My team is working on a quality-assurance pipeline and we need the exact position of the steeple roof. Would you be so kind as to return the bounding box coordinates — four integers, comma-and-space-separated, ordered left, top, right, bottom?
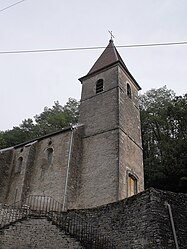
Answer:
88, 39, 128, 75
79, 39, 141, 90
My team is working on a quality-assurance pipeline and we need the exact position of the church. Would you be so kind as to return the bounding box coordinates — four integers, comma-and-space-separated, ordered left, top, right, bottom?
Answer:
0, 40, 186, 249
0, 39, 144, 210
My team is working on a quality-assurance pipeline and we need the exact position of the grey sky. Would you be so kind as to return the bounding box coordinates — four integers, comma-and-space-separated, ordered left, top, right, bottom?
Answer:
0, 0, 187, 131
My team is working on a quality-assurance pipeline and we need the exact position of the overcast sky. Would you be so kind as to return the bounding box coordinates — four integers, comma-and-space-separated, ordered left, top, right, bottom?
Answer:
0, 0, 187, 131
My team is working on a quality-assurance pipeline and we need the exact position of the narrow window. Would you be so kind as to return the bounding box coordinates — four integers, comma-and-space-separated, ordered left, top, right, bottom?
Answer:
96, 79, 104, 94
15, 157, 23, 173
127, 83, 132, 98
128, 174, 137, 197
47, 148, 53, 165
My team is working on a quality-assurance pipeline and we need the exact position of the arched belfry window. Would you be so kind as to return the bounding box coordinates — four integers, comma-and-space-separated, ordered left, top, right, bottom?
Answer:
128, 173, 137, 197
127, 83, 132, 99
47, 148, 53, 165
15, 157, 23, 173
96, 79, 104, 94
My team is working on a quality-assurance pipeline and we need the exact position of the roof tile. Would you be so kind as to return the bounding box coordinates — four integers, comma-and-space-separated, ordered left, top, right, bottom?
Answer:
88, 39, 127, 75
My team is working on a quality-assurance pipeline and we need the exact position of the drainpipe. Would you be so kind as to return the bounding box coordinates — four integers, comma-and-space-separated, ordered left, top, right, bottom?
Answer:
62, 126, 74, 211
14, 189, 18, 207
165, 202, 179, 249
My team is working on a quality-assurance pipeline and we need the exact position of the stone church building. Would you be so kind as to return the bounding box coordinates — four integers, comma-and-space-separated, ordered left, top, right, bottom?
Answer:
0, 40, 186, 249
0, 39, 144, 210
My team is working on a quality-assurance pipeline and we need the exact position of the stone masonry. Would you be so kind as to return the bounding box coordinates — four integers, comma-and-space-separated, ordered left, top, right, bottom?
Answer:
0, 39, 144, 210
0, 188, 186, 249
0, 126, 84, 210
78, 40, 144, 208
0, 217, 83, 249
67, 188, 187, 249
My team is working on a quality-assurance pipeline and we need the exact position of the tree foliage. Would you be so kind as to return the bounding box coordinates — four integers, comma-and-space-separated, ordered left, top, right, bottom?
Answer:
0, 98, 79, 149
140, 86, 187, 192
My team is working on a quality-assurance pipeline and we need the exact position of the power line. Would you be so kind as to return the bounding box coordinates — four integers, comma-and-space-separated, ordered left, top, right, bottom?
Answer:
0, 41, 187, 55
0, 0, 26, 13
117, 41, 187, 48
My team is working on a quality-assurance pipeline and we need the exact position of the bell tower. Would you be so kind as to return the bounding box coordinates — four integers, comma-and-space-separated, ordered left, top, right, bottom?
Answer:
77, 39, 144, 208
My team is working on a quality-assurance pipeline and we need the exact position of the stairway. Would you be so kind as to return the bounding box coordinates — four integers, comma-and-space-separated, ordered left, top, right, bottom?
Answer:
0, 196, 116, 249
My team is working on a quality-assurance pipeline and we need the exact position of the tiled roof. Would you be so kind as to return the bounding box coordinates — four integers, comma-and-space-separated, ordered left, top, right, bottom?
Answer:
88, 39, 128, 75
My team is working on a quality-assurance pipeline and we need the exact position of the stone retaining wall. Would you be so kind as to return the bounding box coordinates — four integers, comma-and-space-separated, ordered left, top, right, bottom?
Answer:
68, 188, 187, 249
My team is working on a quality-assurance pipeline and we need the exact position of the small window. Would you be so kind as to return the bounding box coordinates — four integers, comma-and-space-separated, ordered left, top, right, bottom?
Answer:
47, 148, 53, 165
128, 174, 137, 197
15, 157, 23, 173
96, 79, 104, 94
48, 140, 52, 146
127, 83, 132, 98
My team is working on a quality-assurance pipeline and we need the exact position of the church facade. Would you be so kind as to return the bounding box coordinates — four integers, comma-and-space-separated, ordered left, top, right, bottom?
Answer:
0, 40, 144, 210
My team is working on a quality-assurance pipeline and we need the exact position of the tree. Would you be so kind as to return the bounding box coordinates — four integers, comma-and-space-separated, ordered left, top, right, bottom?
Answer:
34, 98, 79, 135
140, 86, 187, 192
1, 127, 28, 148
63, 98, 80, 125
0, 98, 80, 149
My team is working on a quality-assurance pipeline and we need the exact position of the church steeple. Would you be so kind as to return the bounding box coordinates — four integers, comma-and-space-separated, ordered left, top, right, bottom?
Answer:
88, 39, 127, 75
80, 40, 141, 90
77, 39, 144, 208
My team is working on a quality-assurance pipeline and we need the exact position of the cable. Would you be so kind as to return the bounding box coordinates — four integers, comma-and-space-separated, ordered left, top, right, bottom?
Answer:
0, 41, 187, 55
117, 41, 187, 48
0, 0, 26, 13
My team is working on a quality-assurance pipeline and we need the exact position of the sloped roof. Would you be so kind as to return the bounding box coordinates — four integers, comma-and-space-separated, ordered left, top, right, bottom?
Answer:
88, 39, 128, 75
80, 39, 141, 90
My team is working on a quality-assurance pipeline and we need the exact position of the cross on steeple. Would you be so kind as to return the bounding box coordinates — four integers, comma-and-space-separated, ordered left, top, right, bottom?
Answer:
108, 30, 115, 41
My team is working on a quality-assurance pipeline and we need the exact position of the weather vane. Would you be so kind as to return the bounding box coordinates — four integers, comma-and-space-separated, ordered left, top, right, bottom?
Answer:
108, 30, 115, 41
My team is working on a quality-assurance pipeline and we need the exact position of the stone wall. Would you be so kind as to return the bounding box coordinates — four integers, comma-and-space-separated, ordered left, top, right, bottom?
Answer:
118, 66, 141, 145
68, 188, 187, 249
5, 144, 36, 205
21, 142, 37, 202
0, 188, 186, 249
78, 66, 120, 208
26, 130, 72, 203
118, 131, 144, 199
66, 126, 84, 210
0, 127, 83, 210
0, 149, 13, 204
118, 65, 144, 198
78, 63, 144, 206
0, 217, 84, 249
79, 66, 119, 137
77, 129, 119, 208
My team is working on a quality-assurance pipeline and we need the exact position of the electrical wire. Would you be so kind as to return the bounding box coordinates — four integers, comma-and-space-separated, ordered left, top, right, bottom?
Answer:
0, 41, 187, 55
0, 0, 26, 13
